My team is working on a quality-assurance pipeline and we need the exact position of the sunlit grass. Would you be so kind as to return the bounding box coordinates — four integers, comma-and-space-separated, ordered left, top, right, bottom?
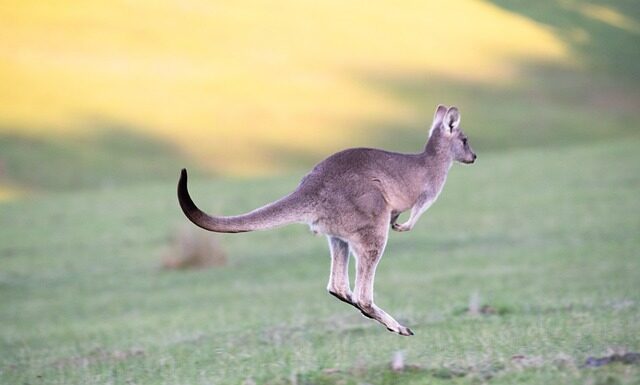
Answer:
574, 3, 640, 34
0, 0, 571, 175
0, 184, 26, 202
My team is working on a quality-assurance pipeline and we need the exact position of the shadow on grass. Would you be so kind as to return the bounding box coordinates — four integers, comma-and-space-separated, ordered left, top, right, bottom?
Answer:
0, 120, 205, 192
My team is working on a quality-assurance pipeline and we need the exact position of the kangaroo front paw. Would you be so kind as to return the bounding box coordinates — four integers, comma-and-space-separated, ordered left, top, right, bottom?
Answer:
392, 222, 411, 232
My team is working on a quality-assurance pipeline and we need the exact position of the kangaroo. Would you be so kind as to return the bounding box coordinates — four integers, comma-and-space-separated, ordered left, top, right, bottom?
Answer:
178, 105, 476, 336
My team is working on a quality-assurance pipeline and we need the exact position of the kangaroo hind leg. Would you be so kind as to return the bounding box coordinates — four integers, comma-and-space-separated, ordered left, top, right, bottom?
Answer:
326, 236, 354, 306
351, 233, 413, 336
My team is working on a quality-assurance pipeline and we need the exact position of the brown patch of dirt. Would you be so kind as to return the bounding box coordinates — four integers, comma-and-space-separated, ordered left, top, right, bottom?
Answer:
162, 225, 227, 269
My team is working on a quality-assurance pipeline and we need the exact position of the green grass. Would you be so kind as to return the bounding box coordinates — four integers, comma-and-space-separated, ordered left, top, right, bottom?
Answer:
1, 137, 639, 384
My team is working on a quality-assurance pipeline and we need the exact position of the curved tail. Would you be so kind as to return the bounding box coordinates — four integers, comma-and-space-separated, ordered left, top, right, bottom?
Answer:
177, 169, 306, 233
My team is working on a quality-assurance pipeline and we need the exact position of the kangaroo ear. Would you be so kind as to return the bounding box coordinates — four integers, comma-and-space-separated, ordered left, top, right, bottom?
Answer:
443, 106, 460, 133
429, 104, 448, 137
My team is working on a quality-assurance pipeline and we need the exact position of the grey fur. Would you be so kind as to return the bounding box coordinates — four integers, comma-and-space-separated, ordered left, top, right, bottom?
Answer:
178, 105, 476, 336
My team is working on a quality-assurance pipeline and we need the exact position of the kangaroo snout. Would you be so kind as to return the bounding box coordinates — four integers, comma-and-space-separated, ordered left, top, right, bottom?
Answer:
463, 153, 477, 164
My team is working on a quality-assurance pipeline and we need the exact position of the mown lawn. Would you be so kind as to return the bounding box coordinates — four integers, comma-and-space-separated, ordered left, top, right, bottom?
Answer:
1, 136, 639, 384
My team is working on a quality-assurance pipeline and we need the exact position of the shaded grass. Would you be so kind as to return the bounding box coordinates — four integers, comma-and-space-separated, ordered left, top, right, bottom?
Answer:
0, 123, 205, 192
359, 66, 640, 157
1, 137, 639, 384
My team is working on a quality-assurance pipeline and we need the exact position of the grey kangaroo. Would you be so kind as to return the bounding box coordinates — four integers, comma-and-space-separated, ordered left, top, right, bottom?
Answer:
178, 105, 476, 336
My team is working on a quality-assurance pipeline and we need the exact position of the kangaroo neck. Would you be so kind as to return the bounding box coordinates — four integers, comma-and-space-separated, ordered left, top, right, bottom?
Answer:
420, 142, 453, 193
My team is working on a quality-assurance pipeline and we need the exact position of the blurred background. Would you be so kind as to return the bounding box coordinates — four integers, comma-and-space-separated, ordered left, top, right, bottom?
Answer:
1, 0, 637, 194
1, 1, 639, 384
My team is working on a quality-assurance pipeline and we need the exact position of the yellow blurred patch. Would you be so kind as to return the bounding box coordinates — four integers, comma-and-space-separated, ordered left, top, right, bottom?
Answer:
578, 4, 640, 34
0, 185, 26, 202
0, 0, 571, 175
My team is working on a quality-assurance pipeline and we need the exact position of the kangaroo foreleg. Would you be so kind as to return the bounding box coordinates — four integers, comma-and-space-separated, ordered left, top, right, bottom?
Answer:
392, 193, 434, 232
390, 212, 401, 227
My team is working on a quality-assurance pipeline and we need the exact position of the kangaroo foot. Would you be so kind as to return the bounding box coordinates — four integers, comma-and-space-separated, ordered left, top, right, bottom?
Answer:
358, 302, 414, 336
388, 325, 414, 336
328, 290, 354, 306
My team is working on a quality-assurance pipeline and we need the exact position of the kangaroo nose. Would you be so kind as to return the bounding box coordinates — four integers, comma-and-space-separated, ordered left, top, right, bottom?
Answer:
472, 153, 477, 161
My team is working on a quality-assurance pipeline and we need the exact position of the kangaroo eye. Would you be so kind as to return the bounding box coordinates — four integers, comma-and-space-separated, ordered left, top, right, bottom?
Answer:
462, 138, 467, 145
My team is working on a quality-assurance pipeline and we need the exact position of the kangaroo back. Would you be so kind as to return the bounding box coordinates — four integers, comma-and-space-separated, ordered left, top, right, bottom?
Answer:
178, 169, 306, 233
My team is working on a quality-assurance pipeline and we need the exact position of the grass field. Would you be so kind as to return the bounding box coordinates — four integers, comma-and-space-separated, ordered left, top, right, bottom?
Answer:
2, 136, 639, 384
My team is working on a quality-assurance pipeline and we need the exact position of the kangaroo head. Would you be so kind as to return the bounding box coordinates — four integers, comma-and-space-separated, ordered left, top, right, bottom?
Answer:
428, 105, 477, 164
